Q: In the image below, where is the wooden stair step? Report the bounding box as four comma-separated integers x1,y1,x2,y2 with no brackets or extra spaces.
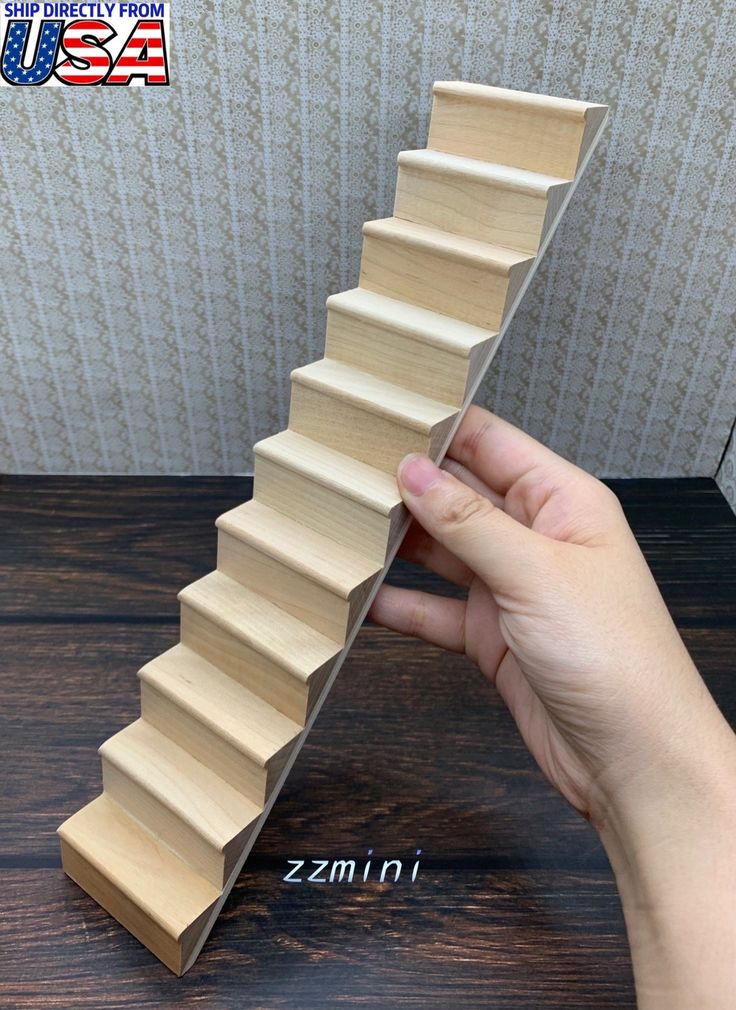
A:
428,81,607,179
100,718,263,888
216,499,382,644
289,356,459,472
360,216,534,332
58,794,221,976
138,643,302,801
394,148,570,254
325,287,498,405
291,356,456,428
253,429,404,564
178,570,341,723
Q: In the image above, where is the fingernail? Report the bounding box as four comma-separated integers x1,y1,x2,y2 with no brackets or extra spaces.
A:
398,454,442,496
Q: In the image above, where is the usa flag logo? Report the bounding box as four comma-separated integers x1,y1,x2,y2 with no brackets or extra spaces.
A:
1,2,170,86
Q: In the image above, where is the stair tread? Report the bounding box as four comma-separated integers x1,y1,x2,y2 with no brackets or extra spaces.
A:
179,571,341,682
362,216,534,272
327,287,497,355
291,357,456,430
398,148,569,192
255,430,402,515
100,718,262,850
138,644,302,766
58,794,221,938
216,499,382,598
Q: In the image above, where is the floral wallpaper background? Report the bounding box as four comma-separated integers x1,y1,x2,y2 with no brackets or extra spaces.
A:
1,0,735,504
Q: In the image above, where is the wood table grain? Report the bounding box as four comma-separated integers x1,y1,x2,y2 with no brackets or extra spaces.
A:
1,475,734,1009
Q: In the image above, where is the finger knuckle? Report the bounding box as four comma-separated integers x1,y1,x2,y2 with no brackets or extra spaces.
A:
591,477,624,515
406,600,427,639
454,409,493,465
438,490,490,530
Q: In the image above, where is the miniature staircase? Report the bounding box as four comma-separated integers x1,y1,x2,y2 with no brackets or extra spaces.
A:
58,81,608,974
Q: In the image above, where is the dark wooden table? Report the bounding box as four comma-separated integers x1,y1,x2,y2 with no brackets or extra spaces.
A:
1,475,734,1009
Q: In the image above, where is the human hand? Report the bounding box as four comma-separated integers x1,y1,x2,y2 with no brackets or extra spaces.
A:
369,406,736,1008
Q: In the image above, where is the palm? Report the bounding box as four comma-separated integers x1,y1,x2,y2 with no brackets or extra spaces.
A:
464,570,596,818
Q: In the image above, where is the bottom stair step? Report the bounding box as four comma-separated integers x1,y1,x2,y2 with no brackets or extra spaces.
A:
58,794,221,975
100,718,263,888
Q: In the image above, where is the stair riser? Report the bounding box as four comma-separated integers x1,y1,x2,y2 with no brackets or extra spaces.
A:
359,231,523,331
140,680,275,805
289,382,457,474
180,602,324,724
253,452,401,565
217,528,357,644
325,304,491,406
428,89,585,179
101,758,234,889
394,162,552,254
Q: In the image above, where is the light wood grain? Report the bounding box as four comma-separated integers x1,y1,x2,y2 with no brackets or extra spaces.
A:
12,473,727,1004
428,81,607,179
138,643,302,800
289,356,459,472
216,499,381,643
58,80,608,975
100,718,262,887
179,570,340,723
59,795,221,975
254,429,405,564
325,287,497,405
394,149,570,253
360,217,534,331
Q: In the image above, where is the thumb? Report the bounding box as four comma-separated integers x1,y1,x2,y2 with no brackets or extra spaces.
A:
397,453,547,594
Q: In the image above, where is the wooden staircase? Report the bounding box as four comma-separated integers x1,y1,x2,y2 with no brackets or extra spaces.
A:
58,81,608,975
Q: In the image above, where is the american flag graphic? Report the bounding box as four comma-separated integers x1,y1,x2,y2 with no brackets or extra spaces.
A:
107,19,168,85
54,19,117,84
1,20,61,84
0,9,169,86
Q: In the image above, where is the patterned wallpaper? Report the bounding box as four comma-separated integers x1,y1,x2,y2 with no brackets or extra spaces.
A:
1,0,735,477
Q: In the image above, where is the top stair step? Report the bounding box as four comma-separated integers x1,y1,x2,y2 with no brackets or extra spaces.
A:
428,81,607,180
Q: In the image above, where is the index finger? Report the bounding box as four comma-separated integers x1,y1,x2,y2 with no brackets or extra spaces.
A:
447,406,577,496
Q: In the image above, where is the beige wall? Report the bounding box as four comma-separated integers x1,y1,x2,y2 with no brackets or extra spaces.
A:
1,0,735,476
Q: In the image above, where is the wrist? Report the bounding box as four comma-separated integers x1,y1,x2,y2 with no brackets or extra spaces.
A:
596,719,736,1008
591,650,736,845
598,701,736,880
